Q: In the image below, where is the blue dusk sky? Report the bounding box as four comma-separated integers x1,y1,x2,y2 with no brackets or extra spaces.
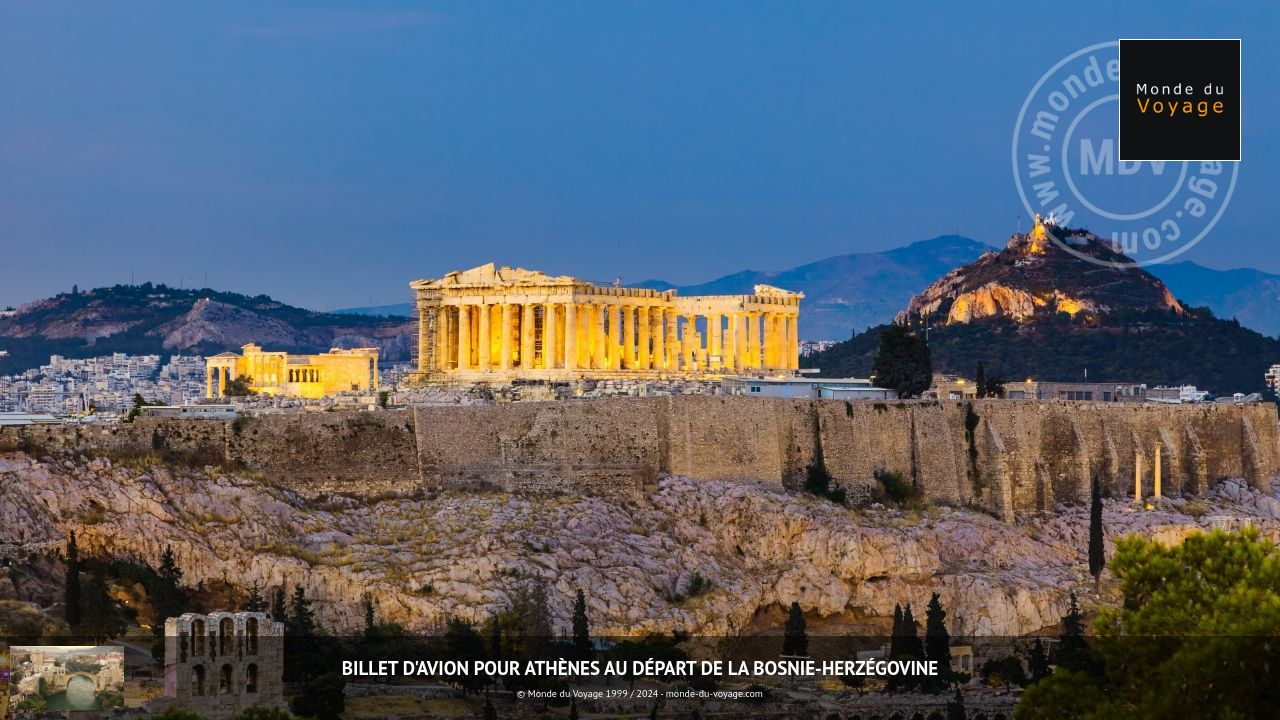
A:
2,1,1277,310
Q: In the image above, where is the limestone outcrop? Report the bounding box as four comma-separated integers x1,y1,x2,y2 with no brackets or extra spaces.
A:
3,451,1277,640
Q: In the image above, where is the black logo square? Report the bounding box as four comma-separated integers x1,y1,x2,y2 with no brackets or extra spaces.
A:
1119,39,1240,161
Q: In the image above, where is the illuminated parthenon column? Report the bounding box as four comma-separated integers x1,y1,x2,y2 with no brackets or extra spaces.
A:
408,264,803,383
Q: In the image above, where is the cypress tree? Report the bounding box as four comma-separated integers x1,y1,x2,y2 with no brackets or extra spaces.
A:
243,581,267,613
782,601,808,657
889,603,904,658
923,593,952,692
363,595,376,636
571,589,592,661
902,603,924,660
289,585,316,636
975,362,987,398
271,586,287,621
488,614,503,662
1089,477,1106,591
1027,639,1051,683
483,696,497,720
65,530,81,629
946,687,966,720
568,697,579,720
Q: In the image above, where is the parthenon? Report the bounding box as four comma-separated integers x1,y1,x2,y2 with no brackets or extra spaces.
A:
407,263,802,383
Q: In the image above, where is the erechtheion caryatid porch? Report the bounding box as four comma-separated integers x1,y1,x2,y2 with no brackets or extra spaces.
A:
408,263,802,383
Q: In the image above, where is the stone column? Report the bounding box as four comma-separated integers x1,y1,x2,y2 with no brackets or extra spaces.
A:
457,304,472,370
543,303,558,369
734,313,748,370
666,309,680,370
521,304,536,369
417,300,431,372
732,312,742,368
652,307,665,370
707,314,722,370
592,304,608,369
690,315,704,371
477,303,492,370
1154,442,1162,500
783,310,793,366
436,308,451,371
564,303,579,370
764,313,778,368
622,306,635,370
219,367,228,396
746,312,760,369
500,303,514,370
206,367,214,398
637,306,650,370
1134,451,1143,505
607,304,622,370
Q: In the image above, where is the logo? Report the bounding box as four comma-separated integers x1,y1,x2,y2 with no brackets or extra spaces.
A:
1011,41,1238,268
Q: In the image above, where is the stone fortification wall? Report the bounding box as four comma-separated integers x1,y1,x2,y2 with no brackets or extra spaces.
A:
3,398,1276,519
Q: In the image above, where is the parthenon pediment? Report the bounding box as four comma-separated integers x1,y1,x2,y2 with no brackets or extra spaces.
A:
753,284,805,299
423,263,579,289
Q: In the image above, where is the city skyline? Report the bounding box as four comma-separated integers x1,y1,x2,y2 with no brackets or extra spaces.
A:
3,1,1278,311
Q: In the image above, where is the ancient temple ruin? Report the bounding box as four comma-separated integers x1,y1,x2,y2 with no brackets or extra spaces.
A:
407,263,803,383
163,611,284,719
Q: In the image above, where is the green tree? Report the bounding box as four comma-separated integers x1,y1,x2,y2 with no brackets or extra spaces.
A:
1018,529,1280,719
568,697,579,720
871,324,933,398
975,361,986,398
922,592,951,692
288,585,316,636
483,696,497,720
150,707,208,720
232,707,293,720
1052,591,1094,676
781,602,807,657
81,570,124,641
65,530,81,629
946,687,966,720
271,586,287,621
1088,478,1105,590
223,375,256,396
243,581,267,613
290,672,345,720
1026,639,1051,683
152,545,188,631
445,618,488,695
571,589,592,661
980,655,1027,690
362,594,375,636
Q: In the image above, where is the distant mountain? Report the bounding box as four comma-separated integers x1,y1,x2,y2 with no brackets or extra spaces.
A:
332,238,1280,341
806,222,1280,394
0,284,414,374
634,235,996,340
1148,262,1280,338
335,302,415,317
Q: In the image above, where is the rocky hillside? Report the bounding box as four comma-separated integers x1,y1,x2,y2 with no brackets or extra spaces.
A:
3,450,1278,640
897,222,1183,326
808,222,1280,394
0,283,414,374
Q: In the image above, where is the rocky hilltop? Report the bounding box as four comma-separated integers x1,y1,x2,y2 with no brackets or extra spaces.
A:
3,450,1278,640
897,221,1183,326
0,283,414,373
809,223,1280,393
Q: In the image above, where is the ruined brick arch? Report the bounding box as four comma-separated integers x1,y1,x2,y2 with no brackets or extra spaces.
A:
191,664,206,696
245,663,259,693
219,663,235,694
911,713,926,720
246,616,259,655
191,619,206,655
219,617,234,655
